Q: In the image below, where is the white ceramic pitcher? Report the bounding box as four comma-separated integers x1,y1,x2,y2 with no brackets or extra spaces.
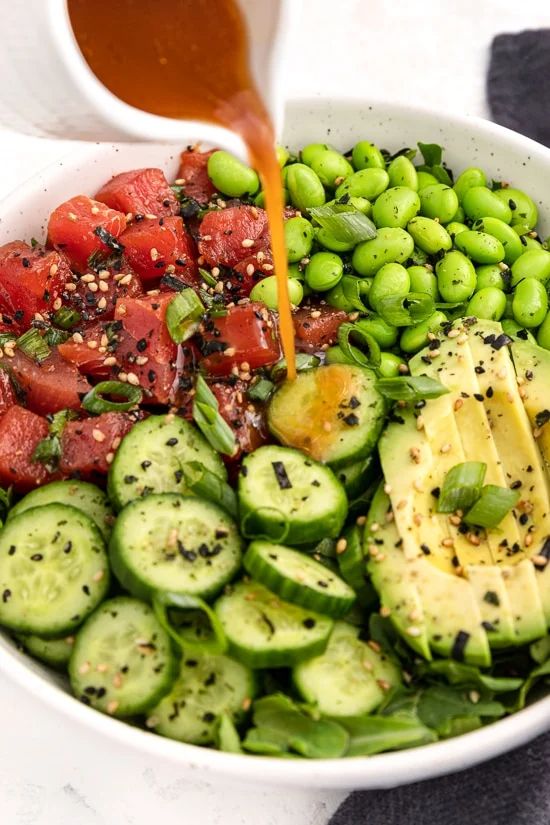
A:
0,0,295,159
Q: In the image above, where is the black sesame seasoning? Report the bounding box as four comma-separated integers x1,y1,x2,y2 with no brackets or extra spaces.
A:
2,589,11,603
343,413,360,426
30,553,43,562
451,630,470,662
483,590,500,606
166,437,178,447
271,461,292,489
303,618,316,629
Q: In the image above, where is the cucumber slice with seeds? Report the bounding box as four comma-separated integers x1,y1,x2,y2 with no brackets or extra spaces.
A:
9,480,114,541
268,364,385,467
0,504,109,637
107,415,226,511
243,540,355,618
16,632,75,669
238,445,348,545
215,580,333,668
293,622,402,717
70,597,178,717
147,651,256,745
109,493,243,600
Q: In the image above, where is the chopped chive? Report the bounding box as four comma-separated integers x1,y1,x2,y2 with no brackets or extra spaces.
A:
437,462,487,514
337,322,381,369
375,375,448,402
192,375,237,456
166,288,204,344
376,292,434,327
81,380,142,414
308,203,377,244
17,329,50,363
464,485,520,528
247,378,275,403
180,461,238,518
53,307,81,329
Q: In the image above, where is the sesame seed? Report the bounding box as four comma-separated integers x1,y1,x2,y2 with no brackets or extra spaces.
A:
524,533,533,547
442,537,455,547
398,363,409,374
105,452,114,464
368,544,379,557
92,569,104,582
380,606,391,618
68,212,78,222
87,340,98,349
368,640,381,653
118,372,128,382
532,554,548,568
416,415,425,430
98,269,110,280
111,437,121,450
406,626,422,637
103,356,116,366
449,515,461,526
107,700,119,715
336,538,347,554
126,372,140,386
91,206,100,215
145,213,157,220
97,297,107,310
440,442,451,454
65,282,77,292
150,248,159,261
356,515,366,526
96,663,109,673
224,347,236,357
469,690,480,704
383,483,392,495
145,716,159,728
454,398,464,411
78,661,91,675
49,263,59,277
457,333,468,345
397,499,407,509
370,522,380,532
467,532,481,546
120,274,133,286
413,479,423,492
92,429,106,443
262,263,274,271
409,446,421,463
362,659,374,672
413,513,423,525
135,356,148,366
81,273,95,283
113,673,123,689
98,280,109,293
242,697,252,712
88,282,98,292
310,310,321,319
246,263,255,277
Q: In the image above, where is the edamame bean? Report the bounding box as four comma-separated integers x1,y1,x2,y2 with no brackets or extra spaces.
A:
276,146,290,168
286,164,326,211
510,249,550,286
462,186,512,223
388,156,418,190
378,351,406,377
472,217,523,264
475,264,506,291
407,216,452,254
452,205,466,223
352,141,386,170
285,216,314,263
288,263,305,280
454,230,505,264
419,184,459,224
346,195,372,215
301,143,331,165
408,265,439,300
520,235,543,253
354,315,398,348
326,278,359,311
446,221,469,239
315,227,355,253
336,168,390,201
369,263,410,313
417,170,439,190
308,149,354,189
372,187,420,229
495,187,538,229
207,150,259,197
466,287,507,320
305,252,344,291
249,276,304,309
537,312,550,349
501,319,536,343
352,228,414,277
400,311,448,353
436,250,476,302
452,167,487,202
512,278,548,327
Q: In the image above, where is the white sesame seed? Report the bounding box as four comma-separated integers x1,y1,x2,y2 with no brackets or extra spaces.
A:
87,340,98,350
241,238,254,248
98,269,110,280
135,356,148,366
406,626,422,637
97,297,107,310
52,297,62,311
81,273,95,283
92,429,106,443
336,538,347,554
49,263,59,277
72,332,84,344
150,248,159,262
126,372,140,386
78,661,91,675
107,700,119,715
120,274,133,285
92,569,104,582
103,356,116,366
65,282,77,292
88,282,98,293
105,452,114,464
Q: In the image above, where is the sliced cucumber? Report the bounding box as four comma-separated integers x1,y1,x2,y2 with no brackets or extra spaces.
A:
107,415,226,511
109,494,242,600
238,445,348,545
69,597,178,717
293,622,401,717
267,364,385,467
0,504,109,637
215,580,333,668
147,651,256,745
335,454,379,498
243,541,355,618
337,525,371,604
9,480,114,541
16,632,75,669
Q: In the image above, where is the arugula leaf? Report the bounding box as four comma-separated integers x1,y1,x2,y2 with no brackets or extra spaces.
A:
416,685,505,733
418,142,443,167
530,635,550,665
419,660,524,693
342,715,436,757
515,658,550,711
215,714,242,754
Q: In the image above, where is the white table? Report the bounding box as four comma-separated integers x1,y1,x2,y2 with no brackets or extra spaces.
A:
1,2,549,822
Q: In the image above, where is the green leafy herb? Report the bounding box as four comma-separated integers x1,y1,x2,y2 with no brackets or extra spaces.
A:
31,409,77,468
308,203,377,244
337,323,381,369
343,715,436,757
17,328,50,363
417,142,453,185
81,380,142,414
215,714,243,754
437,461,487,514
464,484,520,528
193,374,237,456
152,591,228,655
179,460,238,518
166,289,204,344
198,266,218,288
418,660,524,693
376,292,435,327
375,375,449,402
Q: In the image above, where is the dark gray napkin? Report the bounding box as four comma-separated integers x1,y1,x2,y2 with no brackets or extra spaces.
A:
329,733,550,825
329,28,550,824
488,29,550,146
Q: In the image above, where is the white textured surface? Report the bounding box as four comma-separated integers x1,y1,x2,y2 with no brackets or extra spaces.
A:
0,1,549,822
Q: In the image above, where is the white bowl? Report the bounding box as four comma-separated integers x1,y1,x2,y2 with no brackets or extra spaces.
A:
0,98,549,790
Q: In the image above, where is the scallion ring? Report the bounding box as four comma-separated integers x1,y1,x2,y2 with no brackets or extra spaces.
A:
81,380,142,414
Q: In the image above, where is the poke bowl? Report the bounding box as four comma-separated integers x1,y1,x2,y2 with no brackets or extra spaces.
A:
0,97,549,790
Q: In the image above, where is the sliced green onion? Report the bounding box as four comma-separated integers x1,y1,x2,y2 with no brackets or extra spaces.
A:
437,462,487,514
180,460,238,518
376,292,434,327
337,322,381,368
17,329,50,363
44,328,70,346
308,203,377,244
81,380,142,414
192,374,237,456
465,485,520,528
0,333,16,347
198,266,218,288
375,376,449,402
166,288,204,344
247,378,275,403
53,307,81,330
270,353,321,381
340,276,370,312
152,591,227,655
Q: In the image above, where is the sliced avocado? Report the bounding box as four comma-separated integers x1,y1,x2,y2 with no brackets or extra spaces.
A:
365,484,431,659
503,559,547,642
511,338,550,481
465,564,515,647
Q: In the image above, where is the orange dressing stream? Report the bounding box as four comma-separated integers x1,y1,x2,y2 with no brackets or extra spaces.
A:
67,0,296,379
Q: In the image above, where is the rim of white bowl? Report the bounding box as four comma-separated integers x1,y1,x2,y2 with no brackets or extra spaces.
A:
0,96,549,789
